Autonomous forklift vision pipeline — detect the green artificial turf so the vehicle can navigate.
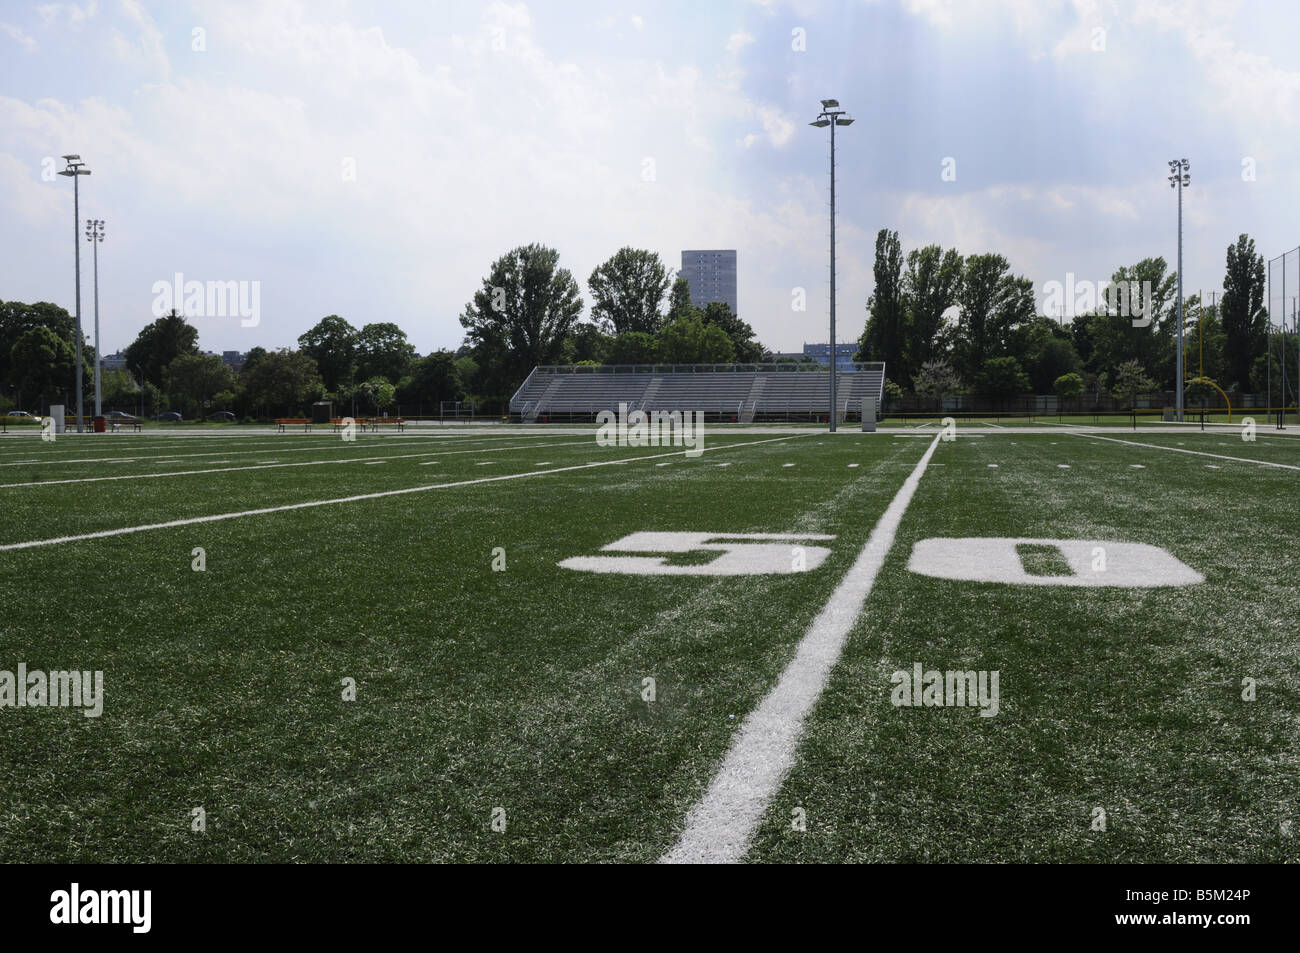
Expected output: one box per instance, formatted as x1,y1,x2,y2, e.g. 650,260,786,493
0,427,1296,862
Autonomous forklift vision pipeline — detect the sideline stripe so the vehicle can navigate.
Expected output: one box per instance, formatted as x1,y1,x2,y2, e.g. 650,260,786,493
1073,432,1300,471
0,434,808,552
662,432,943,864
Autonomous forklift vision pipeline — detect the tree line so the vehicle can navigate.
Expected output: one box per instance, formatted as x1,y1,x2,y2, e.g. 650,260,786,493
0,245,765,417
3,235,1288,418
855,229,1278,406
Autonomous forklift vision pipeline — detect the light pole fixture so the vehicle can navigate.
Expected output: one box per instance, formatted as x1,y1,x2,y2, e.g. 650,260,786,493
810,98,853,432
58,155,91,432
1168,158,1189,422
85,218,105,417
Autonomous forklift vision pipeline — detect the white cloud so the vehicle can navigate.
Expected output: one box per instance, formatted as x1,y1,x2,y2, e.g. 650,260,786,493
110,0,169,79
34,1,98,30
725,31,755,54
758,105,795,146
1,23,37,50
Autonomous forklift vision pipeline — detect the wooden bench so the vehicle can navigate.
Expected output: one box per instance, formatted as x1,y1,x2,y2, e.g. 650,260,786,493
110,419,143,432
330,417,369,432
276,417,312,433
372,417,405,432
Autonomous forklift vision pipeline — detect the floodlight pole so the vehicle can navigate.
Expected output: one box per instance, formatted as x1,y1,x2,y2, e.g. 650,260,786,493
58,156,91,432
86,219,105,416
1168,159,1189,422
829,114,837,432
811,100,853,432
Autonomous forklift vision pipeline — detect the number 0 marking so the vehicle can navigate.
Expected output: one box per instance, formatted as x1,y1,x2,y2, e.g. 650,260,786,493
907,537,1203,587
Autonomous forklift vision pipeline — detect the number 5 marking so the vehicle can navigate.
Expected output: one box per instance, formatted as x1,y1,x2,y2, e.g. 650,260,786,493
559,532,836,576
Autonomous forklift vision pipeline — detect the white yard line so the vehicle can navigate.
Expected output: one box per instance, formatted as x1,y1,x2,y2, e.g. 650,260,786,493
0,430,551,468
0,440,600,489
1072,432,1300,471
0,434,809,552
662,432,943,864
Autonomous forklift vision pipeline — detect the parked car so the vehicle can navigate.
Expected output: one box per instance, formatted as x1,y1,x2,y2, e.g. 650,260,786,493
4,410,37,419
207,411,236,422
107,411,138,421
152,411,182,422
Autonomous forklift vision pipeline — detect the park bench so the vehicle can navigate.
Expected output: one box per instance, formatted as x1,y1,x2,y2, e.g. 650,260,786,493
330,417,370,432
110,419,143,432
276,418,312,433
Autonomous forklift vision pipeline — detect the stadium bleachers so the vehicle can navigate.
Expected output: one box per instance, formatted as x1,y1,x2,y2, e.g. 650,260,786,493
511,364,886,421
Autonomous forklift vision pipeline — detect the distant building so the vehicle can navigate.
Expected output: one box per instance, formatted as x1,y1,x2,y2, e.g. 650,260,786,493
803,342,859,373
222,351,246,372
680,249,738,315
101,350,129,371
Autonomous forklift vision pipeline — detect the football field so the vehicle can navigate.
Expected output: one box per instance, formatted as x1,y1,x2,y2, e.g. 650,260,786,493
1,424,1297,863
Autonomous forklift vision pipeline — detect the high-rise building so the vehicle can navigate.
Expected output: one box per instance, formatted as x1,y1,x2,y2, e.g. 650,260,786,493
680,249,738,315
803,342,858,373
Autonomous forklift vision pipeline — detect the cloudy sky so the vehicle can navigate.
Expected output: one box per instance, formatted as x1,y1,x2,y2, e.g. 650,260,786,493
3,0,1299,360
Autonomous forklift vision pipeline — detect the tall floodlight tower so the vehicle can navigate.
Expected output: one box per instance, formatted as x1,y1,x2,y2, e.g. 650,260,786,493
86,219,105,416
810,99,853,432
58,155,91,432
1168,159,1190,422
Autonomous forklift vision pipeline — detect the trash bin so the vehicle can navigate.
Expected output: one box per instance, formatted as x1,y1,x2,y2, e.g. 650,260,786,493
92,416,107,433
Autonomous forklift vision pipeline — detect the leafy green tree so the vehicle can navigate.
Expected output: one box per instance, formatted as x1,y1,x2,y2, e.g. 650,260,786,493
665,277,693,324
1013,315,1081,393
10,326,74,402
355,322,415,383
1053,372,1085,403
857,229,905,373
1110,359,1157,409
242,346,268,375
298,315,358,392
953,255,1034,380
459,243,584,399
1220,233,1267,392
1184,376,1217,407
1249,333,1299,395
1075,258,1177,388
900,245,962,382
699,301,763,363
100,367,140,411
657,313,734,363
587,247,672,335
125,310,200,390
608,331,659,364
564,323,613,364
912,358,962,404
1186,296,1227,384
357,376,396,415
974,356,1030,398
0,300,77,388
453,355,481,400
163,353,235,417
397,351,463,406
241,349,324,416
